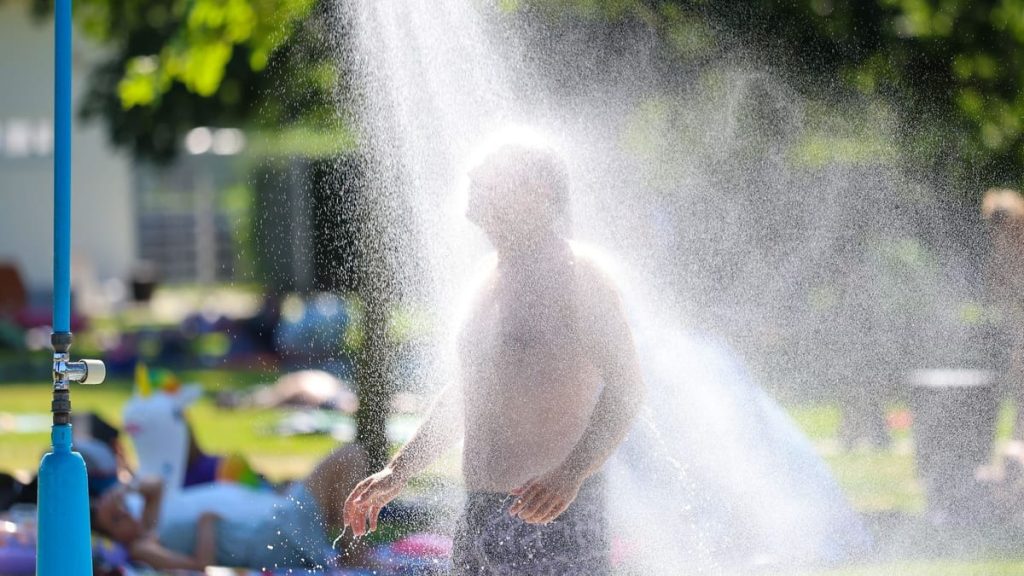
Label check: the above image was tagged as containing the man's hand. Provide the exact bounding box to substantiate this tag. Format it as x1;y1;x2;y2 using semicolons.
342;467;407;537
508;466;584;525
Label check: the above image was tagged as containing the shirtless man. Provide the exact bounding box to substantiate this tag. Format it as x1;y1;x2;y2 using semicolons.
342;143;645;574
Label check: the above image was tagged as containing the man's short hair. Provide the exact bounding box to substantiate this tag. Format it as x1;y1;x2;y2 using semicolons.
473;143;571;227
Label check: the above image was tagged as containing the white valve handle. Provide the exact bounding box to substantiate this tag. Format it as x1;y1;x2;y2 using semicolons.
80;359;105;385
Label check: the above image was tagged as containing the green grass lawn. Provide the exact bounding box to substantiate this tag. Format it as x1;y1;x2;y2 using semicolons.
4;372;1024;574
0;372;339;482
808;560;1024;575
786;404;924;513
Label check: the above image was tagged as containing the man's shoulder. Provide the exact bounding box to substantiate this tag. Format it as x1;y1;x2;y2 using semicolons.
569;242;621;293
569;242;625;319
467;254;500;295
454;255;499;330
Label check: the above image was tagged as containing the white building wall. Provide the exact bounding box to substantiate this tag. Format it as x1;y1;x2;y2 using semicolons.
0;1;135;295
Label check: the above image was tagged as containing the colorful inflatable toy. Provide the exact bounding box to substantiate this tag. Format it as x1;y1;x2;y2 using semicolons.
122;364;199;495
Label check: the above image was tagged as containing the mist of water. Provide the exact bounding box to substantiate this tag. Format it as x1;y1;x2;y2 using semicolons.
334;0;989;572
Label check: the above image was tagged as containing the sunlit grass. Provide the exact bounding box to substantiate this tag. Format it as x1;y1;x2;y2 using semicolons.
826;452;923;513
0;374;336;483
806;560;1024;576
0;381;1004;507
4;376;1024;573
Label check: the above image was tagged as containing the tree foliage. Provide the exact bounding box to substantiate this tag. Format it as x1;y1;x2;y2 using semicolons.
26;0;339;162
715;0;1024;189
22;0;1024;182
525;0;1024;190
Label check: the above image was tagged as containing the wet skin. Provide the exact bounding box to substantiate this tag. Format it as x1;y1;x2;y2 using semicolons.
343;155;644;534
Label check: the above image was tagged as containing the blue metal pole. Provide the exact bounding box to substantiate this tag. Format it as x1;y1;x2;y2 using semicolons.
38;1;95;574
53;0;71;334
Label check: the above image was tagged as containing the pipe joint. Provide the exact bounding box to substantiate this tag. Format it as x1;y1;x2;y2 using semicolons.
53;356;106;388
51;340;105;425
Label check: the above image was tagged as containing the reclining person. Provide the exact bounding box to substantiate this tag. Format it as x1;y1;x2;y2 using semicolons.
91;445;365;571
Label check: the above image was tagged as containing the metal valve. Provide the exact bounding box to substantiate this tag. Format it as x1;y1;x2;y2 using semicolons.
49;333;104;425
53;354;106;388
66;358;105;385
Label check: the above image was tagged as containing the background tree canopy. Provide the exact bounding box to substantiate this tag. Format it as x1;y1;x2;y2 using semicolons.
25;0;341;161
529;0;1024;195
20;0;1024;188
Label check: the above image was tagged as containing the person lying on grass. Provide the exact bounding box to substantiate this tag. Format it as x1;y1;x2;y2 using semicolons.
91;445;365;571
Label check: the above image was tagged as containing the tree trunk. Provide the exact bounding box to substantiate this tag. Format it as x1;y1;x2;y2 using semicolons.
354;295;392;472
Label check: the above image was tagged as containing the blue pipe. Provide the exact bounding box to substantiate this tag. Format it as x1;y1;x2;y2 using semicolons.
37;425;93;576
53;0;71;334
38;1;94;574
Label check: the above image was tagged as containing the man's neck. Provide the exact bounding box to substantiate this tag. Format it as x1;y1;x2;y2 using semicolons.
496;233;566;267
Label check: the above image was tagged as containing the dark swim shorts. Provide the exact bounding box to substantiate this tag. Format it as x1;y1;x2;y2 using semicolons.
452;474;610;575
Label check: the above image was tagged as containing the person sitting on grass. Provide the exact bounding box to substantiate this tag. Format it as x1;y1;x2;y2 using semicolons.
91;445;366;571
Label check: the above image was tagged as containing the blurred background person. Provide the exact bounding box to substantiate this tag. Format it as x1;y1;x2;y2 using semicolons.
982;188;1024;465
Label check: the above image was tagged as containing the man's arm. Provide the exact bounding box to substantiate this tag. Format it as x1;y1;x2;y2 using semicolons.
343;381;463;536
510;268;645;524
345;266;495;535
553;332;644;480
387;381;464;480
387;262;502;478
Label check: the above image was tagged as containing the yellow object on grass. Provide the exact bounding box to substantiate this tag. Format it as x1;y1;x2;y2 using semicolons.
216;453;264;488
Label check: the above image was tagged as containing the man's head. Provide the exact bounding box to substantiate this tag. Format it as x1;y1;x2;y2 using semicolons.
466;143;570;250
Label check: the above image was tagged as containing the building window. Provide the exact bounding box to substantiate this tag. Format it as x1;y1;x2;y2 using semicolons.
0;118;54;158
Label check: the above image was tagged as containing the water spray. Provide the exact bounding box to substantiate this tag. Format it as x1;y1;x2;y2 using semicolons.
36;0;106;574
